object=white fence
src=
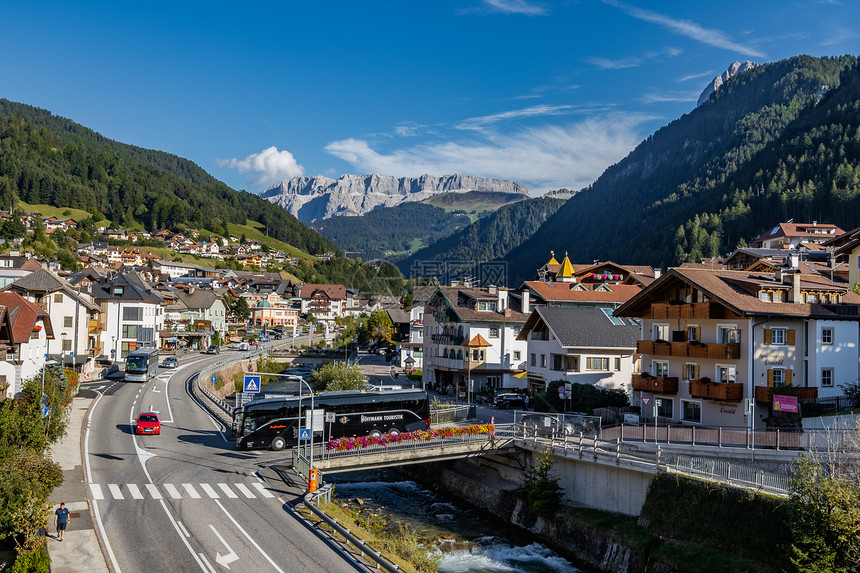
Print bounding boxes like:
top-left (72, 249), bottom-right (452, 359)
top-left (660, 451), bottom-right (790, 495)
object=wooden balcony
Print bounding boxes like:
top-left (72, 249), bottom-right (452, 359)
top-left (637, 340), bottom-right (740, 359)
top-left (631, 374), bottom-right (679, 394)
top-left (755, 386), bottom-right (819, 404)
top-left (689, 379), bottom-right (744, 401)
top-left (650, 302), bottom-right (714, 319)
top-left (431, 334), bottom-right (464, 345)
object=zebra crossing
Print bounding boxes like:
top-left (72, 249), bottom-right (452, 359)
top-left (89, 481), bottom-right (277, 501)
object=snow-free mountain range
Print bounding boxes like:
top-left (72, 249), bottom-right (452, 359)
top-left (260, 173), bottom-right (530, 222)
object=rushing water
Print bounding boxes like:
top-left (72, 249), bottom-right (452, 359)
top-left (326, 469), bottom-right (581, 573)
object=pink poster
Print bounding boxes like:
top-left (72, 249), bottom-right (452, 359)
top-left (773, 394), bottom-right (798, 413)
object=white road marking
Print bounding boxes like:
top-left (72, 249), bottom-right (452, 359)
top-left (145, 483), bottom-right (162, 499)
top-left (89, 483), bottom-right (105, 500)
top-left (198, 553), bottom-right (217, 573)
top-left (108, 484), bottom-right (124, 499)
top-left (218, 483), bottom-right (238, 498)
top-left (233, 483), bottom-right (255, 499)
top-left (177, 521), bottom-right (191, 538)
top-left (251, 482), bottom-right (275, 498)
top-left (127, 483), bottom-right (144, 499)
top-left (165, 483), bottom-right (182, 499)
top-left (215, 499), bottom-right (284, 573)
top-left (183, 483), bottom-right (201, 499)
top-left (200, 483), bottom-right (219, 498)
top-left (210, 524), bottom-right (240, 568)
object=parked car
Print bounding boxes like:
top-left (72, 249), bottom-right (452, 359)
top-left (494, 393), bottom-right (526, 409)
top-left (134, 412), bottom-right (161, 435)
top-left (204, 345), bottom-right (220, 354)
top-left (161, 356), bottom-right (178, 368)
top-left (100, 362), bottom-right (125, 380)
top-left (238, 342), bottom-right (250, 351)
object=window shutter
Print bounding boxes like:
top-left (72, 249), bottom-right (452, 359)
top-left (767, 369), bottom-right (774, 386)
top-left (787, 329), bottom-right (796, 345)
top-left (786, 370), bottom-right (793, 385)
top-left (693, 364), bottom-right (699, 380)
top-left (695, 326), bottom-right (701, 341)
top-left (763, 329), bottom-right (772, 345)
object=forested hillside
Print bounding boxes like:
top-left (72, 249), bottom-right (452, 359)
top-left (504, 55), bottom-right (859, 284)
top-left (0, 99), bottom-right (335, 255)
top-left (310, 202), bottom-right (471, 260)
top-left (399, 196), bottom-right (565, 276)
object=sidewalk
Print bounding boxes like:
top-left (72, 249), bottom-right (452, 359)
top-left (46, 395), bottom-right (110, 573)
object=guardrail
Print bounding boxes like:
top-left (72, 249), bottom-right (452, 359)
top-left (660, 451), bottom-right (789, 495)
top-left (430, 405), bottom-right (472, 425)
top-left (304, 488), bottom-right (404, 573)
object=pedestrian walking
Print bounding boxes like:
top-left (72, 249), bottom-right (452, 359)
top-left (524, 394), bottom-right (530, 410)
top-left (54, 502), bottom-right (70, 541)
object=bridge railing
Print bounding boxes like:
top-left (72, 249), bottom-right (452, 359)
top-left (599, 423), bottom-right (860, 452)
top-left (430, 405), bottom-right (472, 425)
top-left (659, 451), bottom-right (790, 495)
top-left (300, 424), bottom-right (517, 463)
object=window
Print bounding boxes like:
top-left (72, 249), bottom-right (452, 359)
top-left (717, 365), bottom-right (736, 383)
top-left (805, 292), bottom-right (817, 303)
top-left (773, 291), bottom-right (784, 303)
top-left (477, 302), bottom-right (496, 311)
top-left (565, 355), bottom-right (579, 372)
top-left (513, 327), bottom-right (520, 336)
top-left (553, 354), bottom-right (563, 371)
top-left (489, 327), bottom-right (499, 338)
top-left (586, 357), bottom-right (609, 371)
top-left (122, 325), bottom-right (138, 339)
top-left (656, 398), bottom-right (673, 419)
top-left (682, 400), bottom-right (702, 423)
top-left (540, 354), bottom-right (547, 368)
top-left (614, 357), bottom-right (621, 371)
top-left (822, 328), bottom-right (834, 345)
top-left (487, 376), bottom-right (501, 389)
top-left (120, 341), bottom-right (138, 358)
top-left (822, 368), bottom-right (834, 387)
top-left (123, 307), bottom-right (143, 321)
top-left (600, 308), bottom-right (625, 325)
top-left (138, 328), bottom-right (154, 342)
top-left (718, 326), bottom-right (740, 344)
top-left (653, 324), bottom-right (670, 341)
top-left (685, 363), bottom-right (699, 381)
top-left (772, 328), bottom-right (786, 345)
top-left (53, 293), bottom-right (63, 303)
top-left (772, 368), bottom-right (785, 387)
top-left (513, 351), bottom-right (521, 361)
top-left (62, 339), bottom-right (72, 352)
top-left (759, 291), bottom-right (772, 302)
top-left (530, 353), bottom-right (537, 367)
top-left (64, 316), bottom-right (73, 328)
top-left (683, 325), bottom-right (698, 342)
top-left (653, 360), bottom-right (669, 377)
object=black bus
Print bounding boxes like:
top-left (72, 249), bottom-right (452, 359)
top-left (234, 388), bottom-right (430, 451)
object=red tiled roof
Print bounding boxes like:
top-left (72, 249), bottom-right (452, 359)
top-left (299, 284), bottom-right (346, 300)
top-left (0, 292), bottom-right (52, 343)
top-left (524, 281), bottom-right (641, 304)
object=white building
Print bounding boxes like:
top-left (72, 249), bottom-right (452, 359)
top-left (0, 292), bottom-right (53, 397)
top-left (422, 287), bottom-right (528, 399)
top-left (517, 306), bottom-right (640, 396)
top-left (89, 272), bottom-right (164, 361)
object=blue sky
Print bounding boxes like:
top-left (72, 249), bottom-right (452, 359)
top-left (3, 1), bottom-right (858, 195)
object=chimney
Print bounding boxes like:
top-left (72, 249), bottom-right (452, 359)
top-left (654, 268), bottom-right (662, 279)
top-left (498, 288), bottom-right (508, 312)
top-left (792, 271), bottom-right (801, 303)
top-left (522, 289), bottom-right (530, 314)
top-left (789, 253), bottom-right (800, 269)
top-left (488, 285), bottom-right (497, 295)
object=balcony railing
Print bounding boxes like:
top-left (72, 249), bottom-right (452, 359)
top-left (637, 340), bottom-right (741, 359)
top-left (631, 374), bottom-right (679, 394)
top-left (431, 334), bottom-right (464, 345)
top-left (689, 379), bottom-right (744, 401)
top-left (650, 302), bottom-right (715, 319)
top-left (755, 386), bottom-right (819, 404)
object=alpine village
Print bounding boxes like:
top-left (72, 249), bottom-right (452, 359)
top-left (4, 53), bottom-right (860, 573)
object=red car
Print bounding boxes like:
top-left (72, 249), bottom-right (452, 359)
top-left (134, 412), bottom-right (161, 435)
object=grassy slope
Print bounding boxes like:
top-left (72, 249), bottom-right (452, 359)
top-left (19, 202), bottom-right (112, 229)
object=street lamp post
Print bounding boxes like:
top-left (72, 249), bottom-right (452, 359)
top-left (61, 333), bottom-right (68, 371)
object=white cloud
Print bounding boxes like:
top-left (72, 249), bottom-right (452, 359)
top-left (640, 90), bottom-right (701, 104)
top-left (324, 112), bottom-right (651, 194)
top-left (456, 104), bottom-right (574, 131)
top-left (603, 0), bottom-right (766, 58)
top-left (677, 70), bottom-right (714, 82)
top-left (482, 0), bottom-right (546, 15)
top-left (395, 121), bottom-right (424, 137)
top-left (586, 56), bottom-right (644, 70)
top-left (217, 146), bottom-right (304, 188)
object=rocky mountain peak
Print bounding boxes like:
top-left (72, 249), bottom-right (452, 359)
top-left (697, 61), bottom-right (757, 106)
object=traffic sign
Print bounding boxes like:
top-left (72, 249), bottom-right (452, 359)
top-left (299, 428), bottom-right (311, 440)
top-left (325, 412), bottom-right (335, 423)
top-left (558, 385), bottom-right (566, 396)
top-left (641, 396), bottom-right (652, 408)
top-left (243, 375), bottom-right (261, 393)
top-left (210, 375), bottom-right (217, 384)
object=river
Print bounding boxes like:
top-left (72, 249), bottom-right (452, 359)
top-left (326, 469), bottom-right (581, 573)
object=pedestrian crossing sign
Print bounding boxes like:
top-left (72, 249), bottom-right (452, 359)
top-left (243, 375), bottom-right (261, 393)
top-left (299, 428), bottom-right (311, 440)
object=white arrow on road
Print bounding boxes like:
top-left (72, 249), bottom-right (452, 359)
top-left (210, 524), bottom-right (239, 568)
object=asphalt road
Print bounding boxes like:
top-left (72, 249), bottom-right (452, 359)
top-left (84, 350), bottom-right (363, 573)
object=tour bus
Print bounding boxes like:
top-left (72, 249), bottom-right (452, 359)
top-left (124, 348), bottom-right (160, 382)
top-left (234, 388), bottom-right (430, 450)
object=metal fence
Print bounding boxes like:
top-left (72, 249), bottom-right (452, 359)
top-left (660, 451), bottom-right (790, 495)
top-left (599, 423), bottom-right (860, 452)
top-left (430, 405), bottom-right (472, 425)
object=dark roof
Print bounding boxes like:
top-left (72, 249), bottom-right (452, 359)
top-left (173, 288), bottom-right (220, 311)
top-left (90, 273), bottom-right (164, 304)
top-left (519, 306), bottom-right (638, 349)
top-left (386, 308), bottom-right (410, 324)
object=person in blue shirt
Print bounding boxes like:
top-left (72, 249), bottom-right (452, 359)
top-left (54, 503), bottom-right (70, 541)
